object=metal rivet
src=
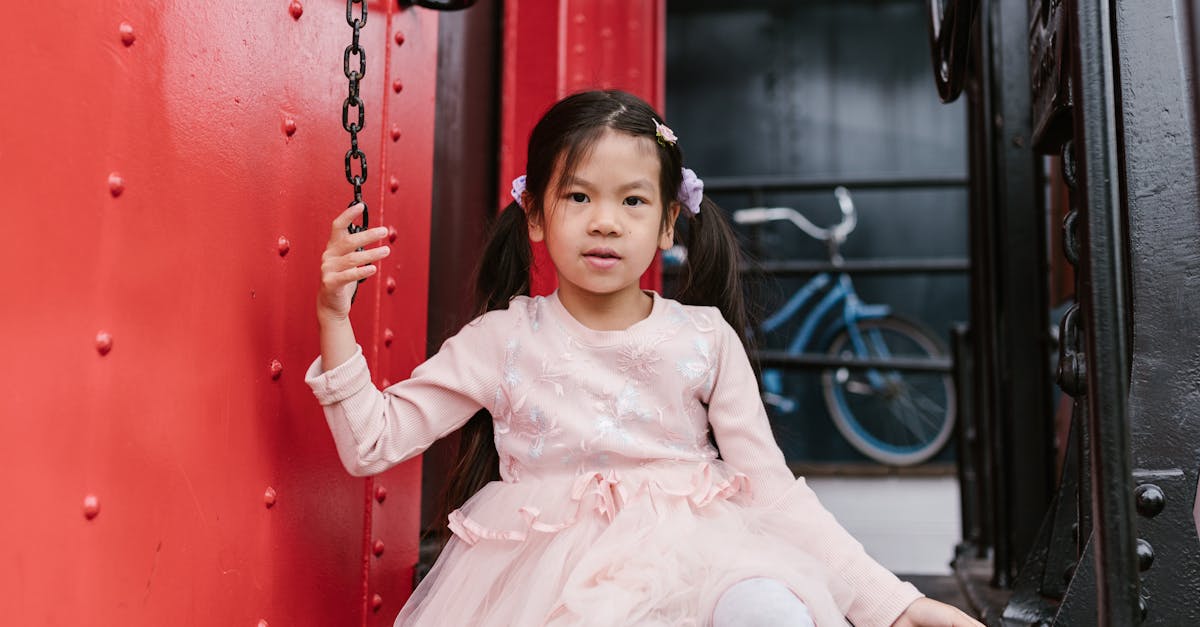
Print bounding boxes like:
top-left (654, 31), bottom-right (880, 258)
top-left (270, 360), bottom-right (283, 380)
top-left (264, 487), bottom-right (277, 508)
top-left (392, 80), bottom-right (403, 93)
top-left (119, 22), bottom-right (135, 46)
top-left (394, 31), bottom-right (405, 46)
top-left (391, 125), bottom-right (402, 142)
top-left (283, 118), bottom-right (297, 137)
top-left (387, 226), bottom-right (397, 243)
top-left (385, 277), bottom-right (396, 294)
top-left (277, 236), bottom-right (291, 256)
top-left (373, 539), bottom-right (385, 556)
top-left (1136, 538), bottom-right (1155, 571)
top-left (1135, 484), bottom-right (1165, 518)
top-left (371, 593), bottom-right (383, 611)
top-left (389, 176), bottom-right (400, 193)
top-left (383, 329), bottom-right (394, 347)
top-left (108, 173), bottom-right (125, 197)
top-left (96, 332), bottom-right (113, 356)
top-left (258, 620), bottom-right (269, 627)
top-left (83, 494), bottom-right (100, 520)
top-left (289, 1), bottom-right (303, 20)
top-left (375, 485), bottom-right (387, 503)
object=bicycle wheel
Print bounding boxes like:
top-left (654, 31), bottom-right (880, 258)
top-left (820, 317), bottom-right (956, 466)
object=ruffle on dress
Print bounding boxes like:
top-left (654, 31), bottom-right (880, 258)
top-left (397, 460), bottom-right (855, 627)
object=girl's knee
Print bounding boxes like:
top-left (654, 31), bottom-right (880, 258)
top-left (712, 578), bottom-right (815, 627)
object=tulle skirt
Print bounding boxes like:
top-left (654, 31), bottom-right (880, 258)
top-left (395, 460), bottom-right (853, 626)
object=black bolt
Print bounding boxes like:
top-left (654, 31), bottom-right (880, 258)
top-left (1135, 484), bottom-right (1165, 518)
top-left (1136, 538), bottom-right (1154, 572)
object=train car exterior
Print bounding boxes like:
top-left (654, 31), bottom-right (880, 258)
top-left (0, 1), bottom-right (663, 625)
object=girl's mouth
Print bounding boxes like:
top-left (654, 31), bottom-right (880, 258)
top-left (583, 248), bottom-right (621, 269)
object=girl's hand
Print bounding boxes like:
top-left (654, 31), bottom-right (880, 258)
top-left (892, 597), bottom-right (984, 627)
top-left (317, 204), bottom-right (391, 323)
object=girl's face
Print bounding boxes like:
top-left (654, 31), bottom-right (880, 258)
top-left (528, 130), bottom-right (680, 308)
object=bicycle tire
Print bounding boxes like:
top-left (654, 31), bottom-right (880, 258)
top-left (820, 316), bottom-right (956, 466)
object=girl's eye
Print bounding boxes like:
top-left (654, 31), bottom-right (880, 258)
top-left (568, 192), bottom-right (589, 203)
top-left (623, 197), bottom-right (647, 207)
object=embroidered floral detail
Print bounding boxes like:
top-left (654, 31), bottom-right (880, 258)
top-left (591, 382), bottom-right (654, 444)
top-left (666, 301), bottom-right (690, 326)
top-left (527, 297), bottom-right (544, 332)
top-left (503, 454), bottom-right (523, 482)
top-left (535, 360), bottom-right (567, 396)
top-left (617, 336), bottom-right (665, 383)
top-left (510, 406), bottom-right (563, 459)
top-left (503, 338), bottom-right (522, 388)
top-left (677, 338), bottom-right (715, 395)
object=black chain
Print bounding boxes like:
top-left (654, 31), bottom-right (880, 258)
top-left (342, 0), bottom-right (369, 296)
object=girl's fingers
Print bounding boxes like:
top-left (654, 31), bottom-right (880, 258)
top-left (338, 226), bottom-right (390, 255)
top-left (326, 225), bottom-right (389, 257)
top-left (337, 245), bottom-right (391, 270)
top-left (331, 203), bottom-right (368, 234)
top-left (322, 246), bottom-right (390, 277)
top-left (322, 264), bottom-right (378, 291)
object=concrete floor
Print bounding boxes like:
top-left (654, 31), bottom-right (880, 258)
top-left (806, 475), bottom-right (962, 576)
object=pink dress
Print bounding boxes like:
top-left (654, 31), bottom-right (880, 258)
top-left (305, 291), bottom-right (922, 626)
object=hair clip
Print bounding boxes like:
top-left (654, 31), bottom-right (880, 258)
top-left (653, 118), bottom-right (677, 146)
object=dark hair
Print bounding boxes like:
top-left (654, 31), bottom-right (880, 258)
top-left (427, 89), bottom-right (752, 549)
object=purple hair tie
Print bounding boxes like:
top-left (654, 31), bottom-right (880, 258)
top-left (678, 168), bottom-right (703, 215)
top-left (511, 174), bottom-right (527, 209)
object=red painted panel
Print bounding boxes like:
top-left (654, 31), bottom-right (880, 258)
top-left (0, 1), bottom-right (434, 624)
top-left (365, 4), bottom-right (439, 623)
top-left (500, 0), bottom-right (667, 296)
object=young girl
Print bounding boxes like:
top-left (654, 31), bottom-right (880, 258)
top-left (306, 90), bottom-right (982, 627)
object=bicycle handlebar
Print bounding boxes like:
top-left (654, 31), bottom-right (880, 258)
top-left (731, 186), bottom-right (857, 244)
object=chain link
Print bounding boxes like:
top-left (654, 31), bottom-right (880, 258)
top-left (342, 0), bottom-right (369, 294)
top-left (343, 0), bottom-right (368, 218)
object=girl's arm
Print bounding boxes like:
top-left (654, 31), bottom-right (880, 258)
top-left (704, 317), bottom-right (923, 627)
top-left (308, 204), bottom-right (504, 476)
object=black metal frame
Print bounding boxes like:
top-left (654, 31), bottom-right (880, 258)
top-left (944, 0), bottom-right (1200, 623)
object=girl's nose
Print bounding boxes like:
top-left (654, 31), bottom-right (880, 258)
top-left (588, 204), bottom-right (622, 236)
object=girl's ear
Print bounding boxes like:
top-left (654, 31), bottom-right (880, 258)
top-left (526, 198), bottom-right (545, 243)
top-left (659, 201), bottom-right (683, 250)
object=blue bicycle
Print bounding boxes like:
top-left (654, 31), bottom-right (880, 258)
top-left (732, 188), bottom-right (957, 466)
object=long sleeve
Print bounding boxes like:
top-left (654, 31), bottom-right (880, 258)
top-left (304, 307), bottom-right (515, 477)
top-left (705, 317), bottom-right (923, 627)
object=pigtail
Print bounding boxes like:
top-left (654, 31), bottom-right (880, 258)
top-left (424, 201), bottom-right (531, 556)
top-left (474, 201), bottom-right (533, 314)
top-left (673, 196), bottom-right (756, 355)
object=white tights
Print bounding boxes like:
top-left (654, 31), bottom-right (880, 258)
top-left (711, 578), bottom-right (816, 627)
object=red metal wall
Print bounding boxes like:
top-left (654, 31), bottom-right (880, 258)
top-left (0, 0), bottom-right (662, 624)
top-left (0, 1), bottom-right (436, 625)
top-left (501, 0), bottom-right (666, 294)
